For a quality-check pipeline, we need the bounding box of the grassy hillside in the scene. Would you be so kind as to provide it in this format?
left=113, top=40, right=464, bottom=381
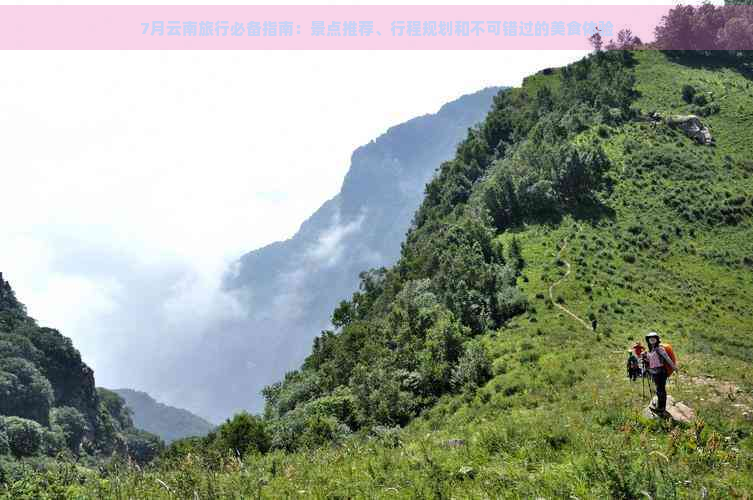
left=4, top=50, right=753, bottom=498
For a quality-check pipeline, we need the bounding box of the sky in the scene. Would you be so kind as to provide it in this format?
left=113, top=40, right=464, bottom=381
left=0, top=0, right=710, bottom=420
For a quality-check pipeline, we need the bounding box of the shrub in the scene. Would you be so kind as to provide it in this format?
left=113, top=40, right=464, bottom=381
left=50, top=406, right=89, bottom=453
left=0, top=357, right=54, bottom=425
left=494, top=286, right=528, bottom=320
left=300, top=414, right=350, bottom=449
left=217, top=412, right=270, bottom=458
left=693, top=93, right=708, bottom=106
left=97, top=388, right=133, bottom=430
left=623, top=137, right=639, bottom=154
left=372, top=426, right=402, bottom=448
left=40, top=428, right=65, bottom=457
left=451, top=340, right=492, bottom=392
left=519, top=350, right=541, bottom=364
left=160, top=435, right=200, bottom=459
left=728, top=195, right=746, bottom=206
left=349, top=365, right=417, bottom=427
left=700, top=102, right=720, bottom=116
left=3, top=416, right=43, bottom=457
left=0, top=423, right=9, bottom=456
left=124, top=430, right=164, bottom=465
left=417, top=311, right=466, bottom=395
left=551, top=141, right=610, bottom=204
left=681, top=84, right=696, bottom=103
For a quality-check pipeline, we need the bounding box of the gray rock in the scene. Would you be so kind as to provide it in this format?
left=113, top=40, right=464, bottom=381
left=456, top=466, right=476, bottom=479
left=643, top=395, right=696, bottom=423
left=666, top=115, right=714, bottom=145
left=446, top=439, right=466, bottom=448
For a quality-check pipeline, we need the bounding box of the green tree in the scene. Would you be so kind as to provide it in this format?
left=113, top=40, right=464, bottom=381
left=508, top=236, right=524, bottom=273
left=3, top=416, right=43, bottom=457
left=349, top=364, right=416, bottom=427
left=217, top=412, right=270, bottom=457
left=0, top=357, right=54, bottom=425
left=682, top=84, right=696, bottom=103
left=0, top=420, right=9, bottom=455
left=417, top=311, right=466, bottom=396
left=97, top=388, right=134, bottom=429
left=125, top=430, right=164, bottom=465
left=40, top=427, right=66, bottom=456
left=552, top=142, right=610, bottom=205
left=50, top=406, right=89, bottom=453
left=451, top=340, right=492, bottom=392
left=0, top=333, right=43, bottom=365
left=300, top=414, right=350, bottom=449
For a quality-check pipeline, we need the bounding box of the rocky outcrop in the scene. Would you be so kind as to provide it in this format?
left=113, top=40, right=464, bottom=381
left=643, top=395, right=696, bottom=423
left=666, top=114, right=714, bottom=145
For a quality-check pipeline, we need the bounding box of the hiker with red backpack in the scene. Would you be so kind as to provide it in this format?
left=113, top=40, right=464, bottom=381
left=641, top=331, right=678, bottom=417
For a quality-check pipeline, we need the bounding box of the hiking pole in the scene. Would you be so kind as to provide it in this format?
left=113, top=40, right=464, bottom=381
left=642, top=372, right=646, bottom=399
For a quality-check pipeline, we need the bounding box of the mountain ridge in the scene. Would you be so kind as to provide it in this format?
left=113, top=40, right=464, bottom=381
left=164, top=85, right=503, bottom=421
left=112, top=388, right=214, bottom=444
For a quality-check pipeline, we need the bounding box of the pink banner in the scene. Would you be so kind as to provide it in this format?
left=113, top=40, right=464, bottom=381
left=0, top=5, right=677, bottom=50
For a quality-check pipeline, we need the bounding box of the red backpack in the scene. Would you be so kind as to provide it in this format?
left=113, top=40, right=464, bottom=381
left=663, top=343, right=678, bottom=376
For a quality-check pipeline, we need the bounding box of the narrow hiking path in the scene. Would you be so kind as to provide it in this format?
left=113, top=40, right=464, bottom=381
left=549, top=227, right=594, bottom=332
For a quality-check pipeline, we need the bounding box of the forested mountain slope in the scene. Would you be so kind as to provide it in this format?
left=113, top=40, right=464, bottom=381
left=178, top=86, right=500, bottom=420
left=168, top=50, right=753, bottom=497
left=0, top=273, right=164, bottom=477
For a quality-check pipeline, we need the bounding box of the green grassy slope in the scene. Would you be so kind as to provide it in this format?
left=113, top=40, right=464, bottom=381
left=5, top=50, right=753, bottom=499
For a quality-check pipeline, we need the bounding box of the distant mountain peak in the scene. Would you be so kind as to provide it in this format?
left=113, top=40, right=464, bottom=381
left=112, top=388, right=215, bottom=443
left=159, top=86, right=503, bottom=422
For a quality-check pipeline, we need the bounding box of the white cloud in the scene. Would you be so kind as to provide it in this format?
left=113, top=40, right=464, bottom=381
left=305, top=210, right=365, bottom=267
left=161, top=265, right=245, bottom=331
left=270, top=269, right=308, bottom=320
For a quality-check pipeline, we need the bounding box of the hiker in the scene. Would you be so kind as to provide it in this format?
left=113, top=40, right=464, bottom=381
left=631, top=341, right=645, bottom=358
left=641, top=331, right=678, bottom=417
left=626, top=350, right=641, bottom=381
left=591, top=318, right=598, bottom=332
left=631, top=341, right=646, bottom=377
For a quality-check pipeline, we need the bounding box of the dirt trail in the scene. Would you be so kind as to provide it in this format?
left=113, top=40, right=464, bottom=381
left=549, top=230, right=594, bottom=332
left=549, top=230, right=752, bottom=421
